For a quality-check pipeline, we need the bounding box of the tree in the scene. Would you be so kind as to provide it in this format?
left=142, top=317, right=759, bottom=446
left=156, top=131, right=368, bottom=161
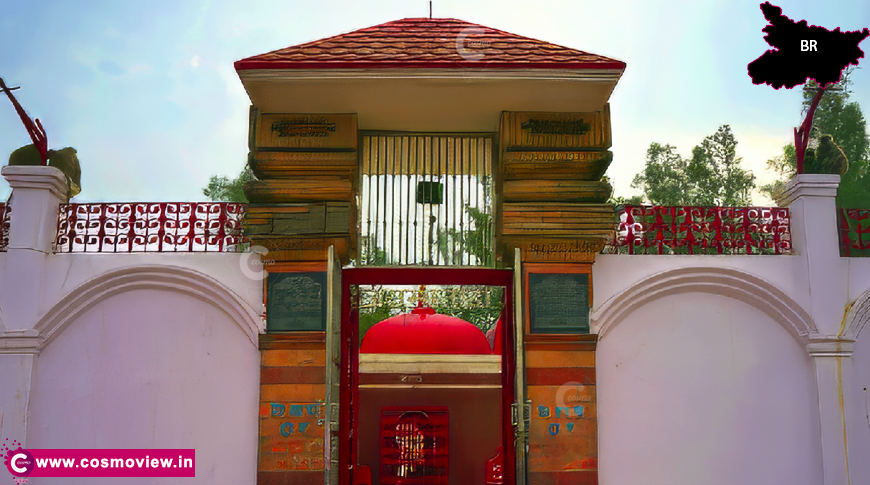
left=759, top=144, right=796, bottom=202
left=760, top=69, right=870, bottom=207
left=202, top=165, right=254, bottom=203
left=630, top=125, right=756, bottom=206
left=434, top=205, right=494, bottom=266
left=608, top=194, right=643, bottom=206
left=628, top=143, right=690, bottom=205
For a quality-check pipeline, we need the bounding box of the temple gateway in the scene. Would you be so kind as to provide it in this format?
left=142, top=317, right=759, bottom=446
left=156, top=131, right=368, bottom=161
left=1, top=16, right=869, bottom=485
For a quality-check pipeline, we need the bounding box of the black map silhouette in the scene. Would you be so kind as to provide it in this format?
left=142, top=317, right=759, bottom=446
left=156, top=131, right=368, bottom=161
left=748, top=2, right=869, bottom=89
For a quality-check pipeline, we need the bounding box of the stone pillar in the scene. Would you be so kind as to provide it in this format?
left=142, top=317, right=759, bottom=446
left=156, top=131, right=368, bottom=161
left=2, top=165, right=68, bottom=254
left=806, top=341, right=855, bottom=485
left=497, top=109, right=616, bottom=264
left=778, top=174, right=855, bottom=485
left=777, top=174, right=848, bottom=336
left=243, top=109, right=357, bottom=485
left=497, top=110, right=615, bottom=485
left=0, top=165, right=70, bottom=447
left=244, top=109, right=357, bottom=264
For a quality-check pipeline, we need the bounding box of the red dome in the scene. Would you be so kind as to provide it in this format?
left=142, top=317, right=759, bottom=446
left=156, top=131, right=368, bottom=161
left=361, top=305, right=493, bottom=354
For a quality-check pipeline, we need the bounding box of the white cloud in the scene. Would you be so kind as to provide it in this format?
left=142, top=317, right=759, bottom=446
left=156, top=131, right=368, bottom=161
left=188, top=55, right=202, bottom=68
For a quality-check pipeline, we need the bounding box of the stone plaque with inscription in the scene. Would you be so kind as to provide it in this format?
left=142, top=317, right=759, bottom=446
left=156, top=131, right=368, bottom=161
left=267, top=272, right=327, bottom=331
left=501, top=109, right=611, bottom=150
left=528, top=273, right=590, bottom=334
left=256, top=113, right=357, bottom=150
left=521, top=240, right=605, bottom=262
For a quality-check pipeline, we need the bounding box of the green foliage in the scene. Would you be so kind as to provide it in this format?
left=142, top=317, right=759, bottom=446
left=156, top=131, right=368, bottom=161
left=203, top=165, right=254, bottom=203
left=358, top=290, right=403, bottom=344
left=759, top=144, right=796, bottom=202
left=9, top=144, right=82, bottom=197
left=48, top=148, right=81, bottom=197
left=430, top=291, right=503, bottom=333
left=434, top=205, right=494, bottom=266
left=630, top=143, right=689, bottom=205
left=361, top=239, right=388, bottom=266
left=631, top=125, right=756, bottom=206
left=803, top=71, right=870, bottom=208
left=8, top=144, right=42, bottom=166
left=762, top=70, right=870, bottom=208
left=357, top=286, right=503, bottom=345
left=608, top=194, right=643, bottom=205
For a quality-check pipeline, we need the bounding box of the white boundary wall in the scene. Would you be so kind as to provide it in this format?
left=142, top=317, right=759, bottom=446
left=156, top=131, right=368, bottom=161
left=1, top=167, right=869, bottom=485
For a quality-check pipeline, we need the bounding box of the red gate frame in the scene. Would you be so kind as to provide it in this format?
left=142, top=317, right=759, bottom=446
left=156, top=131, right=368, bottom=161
left=340, top=267, right=516, bottom=485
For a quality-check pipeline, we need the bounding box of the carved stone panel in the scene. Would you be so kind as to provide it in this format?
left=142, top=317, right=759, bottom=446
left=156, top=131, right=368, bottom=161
left=501, top=108, right=611, bottom=151
left=255, top=113, right=358, bottom=151
left=267, top=272, right=327, bottom=331
left=528, top=272, right=590, bottom=334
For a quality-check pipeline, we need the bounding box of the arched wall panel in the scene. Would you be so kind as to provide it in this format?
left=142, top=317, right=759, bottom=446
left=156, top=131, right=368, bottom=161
left=597, top=292, right=822, bottom=485
left=848, top=320, right=870, bottom=485
left=29, top=288, right=260, bottom=485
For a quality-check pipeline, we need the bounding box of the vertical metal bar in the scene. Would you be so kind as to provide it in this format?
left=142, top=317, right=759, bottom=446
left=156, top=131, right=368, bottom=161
left=77, top=204, right=83, bottom=253
left=425, top=136, right=431, bottom=265
left=441, top=137, right=448, bottom=265
left=396, top=136, right=403, bottom=265
left=155, top=203, right=165, bottom=253
left=440, top=137, right=448, bottom=266
left=458, top=137, right=465, bottom=265
left=376, top=137, right=383, bottom=265
left=219, top=203, right=228, bottom=252
left=450, top=138, right=462, bottom=264
left=127, top=203, right=135, bottom=252
left=369, top=137, right=376, bottom=264
left=474, top=137, right=480, bottom=265
left=428, top=136, right=435, bottom=265
left=188, top=203, right=196, bottom=252
left=61, top=204, right=69, bottom=253
left=486, top=138, right=493, bottom=266
left=385, top=137, right=393, bottom=264
left=97, top=203, right=107, bottom=253
left=475, top=137, right=482, bottom=265
left=412, top=136, right=419, bottom=265
left=404, top=136, right=410, bottom=265
left=364, top=136, right=371, bottom=264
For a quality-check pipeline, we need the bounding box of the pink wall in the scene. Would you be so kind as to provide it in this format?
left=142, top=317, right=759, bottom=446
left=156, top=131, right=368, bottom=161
left=27, top=289, right=261, bottom=484
left=848, top=327, right=870, bottom=485
left=597, top=292, right=823, bottom=485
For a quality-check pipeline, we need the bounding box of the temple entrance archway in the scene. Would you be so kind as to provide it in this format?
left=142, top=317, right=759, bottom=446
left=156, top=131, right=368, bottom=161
left=328, top=262, right=524, bottom=485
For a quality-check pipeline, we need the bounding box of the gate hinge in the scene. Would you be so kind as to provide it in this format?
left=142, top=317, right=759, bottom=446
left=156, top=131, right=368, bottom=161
left=512, top=401, right=532, bottom=428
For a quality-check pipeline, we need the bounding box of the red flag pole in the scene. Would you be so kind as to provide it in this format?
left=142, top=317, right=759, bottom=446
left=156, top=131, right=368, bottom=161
left=795, top=86, right=826, bottom=174
left=0, top=77, right=48, bottom=165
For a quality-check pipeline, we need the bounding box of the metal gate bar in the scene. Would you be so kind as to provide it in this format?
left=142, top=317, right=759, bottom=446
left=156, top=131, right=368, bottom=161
left=360, top=134, right=494, bottom=266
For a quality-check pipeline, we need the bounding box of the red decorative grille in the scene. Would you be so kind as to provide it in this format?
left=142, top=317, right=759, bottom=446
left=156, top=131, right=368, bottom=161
left=379, top=407, right=448, bottom=485
left=603, top=205, right=792, bottom=255
left=838, top=208, right=870, bottom=257
left=55, top=202, right=248, bottom=253
left=0, top=203, right=9, bottom=252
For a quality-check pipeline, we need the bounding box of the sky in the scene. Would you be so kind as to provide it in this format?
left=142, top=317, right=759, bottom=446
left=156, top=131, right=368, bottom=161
left=1, top=0, right=869, bottom=204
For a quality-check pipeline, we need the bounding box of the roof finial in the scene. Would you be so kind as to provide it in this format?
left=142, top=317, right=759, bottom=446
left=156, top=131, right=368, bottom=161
left=429, top=1, right=432, bottom=19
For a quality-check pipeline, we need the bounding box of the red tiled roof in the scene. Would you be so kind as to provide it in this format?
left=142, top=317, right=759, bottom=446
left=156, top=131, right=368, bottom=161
left=235, top=18, right=626, bottom=71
